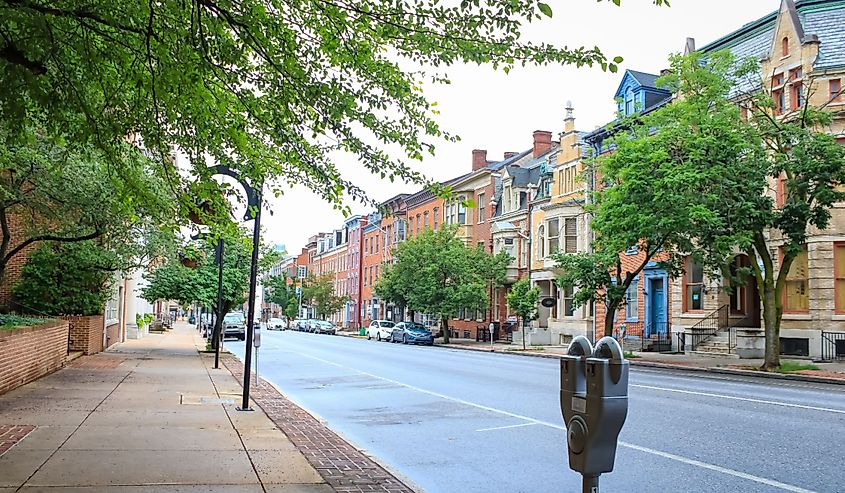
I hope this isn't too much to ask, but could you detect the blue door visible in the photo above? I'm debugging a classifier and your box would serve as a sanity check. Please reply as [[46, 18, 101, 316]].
[[647, 278, 667, 336]]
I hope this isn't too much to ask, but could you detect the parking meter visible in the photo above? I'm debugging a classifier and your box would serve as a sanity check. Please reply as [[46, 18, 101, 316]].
[[560, 336, 629, 493]]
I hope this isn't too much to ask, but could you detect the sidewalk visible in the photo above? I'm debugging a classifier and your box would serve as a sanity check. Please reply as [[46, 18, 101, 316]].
[[437, 338, 845, 384], [0, 322, 399, 492]]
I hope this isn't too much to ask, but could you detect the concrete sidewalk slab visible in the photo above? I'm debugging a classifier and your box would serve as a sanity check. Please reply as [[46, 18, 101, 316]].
[[0, 322, 334, 492]]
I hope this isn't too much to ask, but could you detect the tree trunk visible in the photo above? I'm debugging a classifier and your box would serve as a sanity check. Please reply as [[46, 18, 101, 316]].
[[212, 300, 232, 350], [603, 300, 619, 338], [441, 315, 450, 344], [761, 284, 782, 371]]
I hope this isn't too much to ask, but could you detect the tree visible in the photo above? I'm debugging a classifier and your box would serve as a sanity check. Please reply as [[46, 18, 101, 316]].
[[12, 240, 116, 316], [284, 298, 300, 324], [375, 226, 508, 343], [0, 127, 179, 284], [0, 1, 662, 216], [301, 273, 349, 321], [556, 51, 760, 338], [692, 58, 845, 370], [506, 278, 540, 350], [142, 234, 278, 340], [264, 273, 295, 327]]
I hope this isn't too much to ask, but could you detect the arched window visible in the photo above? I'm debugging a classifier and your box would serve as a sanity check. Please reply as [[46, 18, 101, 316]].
[[537, 225, 545, 258], [782, 37, 789, 57]]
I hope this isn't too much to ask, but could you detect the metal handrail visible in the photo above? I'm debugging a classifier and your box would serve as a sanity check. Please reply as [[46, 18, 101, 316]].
[[689, 304, 729, 351]]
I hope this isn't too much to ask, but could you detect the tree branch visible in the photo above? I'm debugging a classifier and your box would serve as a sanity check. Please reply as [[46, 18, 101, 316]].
[[4, 228, 103, 265]]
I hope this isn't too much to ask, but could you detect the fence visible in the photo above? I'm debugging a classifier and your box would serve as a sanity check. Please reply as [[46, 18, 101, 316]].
[[821, 331, 845, 361]]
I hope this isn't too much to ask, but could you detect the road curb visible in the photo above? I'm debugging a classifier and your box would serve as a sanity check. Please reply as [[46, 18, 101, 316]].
[[430, 340, 845, 386], [221, 353, 419, 493]]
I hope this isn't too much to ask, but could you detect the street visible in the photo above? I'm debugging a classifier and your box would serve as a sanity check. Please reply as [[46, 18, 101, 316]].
[[227, 331, 845, 493]]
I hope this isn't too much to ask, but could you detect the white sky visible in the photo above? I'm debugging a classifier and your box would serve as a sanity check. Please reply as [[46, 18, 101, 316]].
[[265, 0, 779, 254]]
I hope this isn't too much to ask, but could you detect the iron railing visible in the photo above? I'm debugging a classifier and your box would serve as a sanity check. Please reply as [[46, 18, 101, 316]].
[[476, 322, 513, 343], [821, 331, 845, 361], [640, 322, 673, 353], [689, 304, 729, 351]]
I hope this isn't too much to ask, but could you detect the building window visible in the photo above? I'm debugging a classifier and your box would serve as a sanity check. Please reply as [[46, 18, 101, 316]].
[[830, 79, 842, 102], [416, 214, 421, 234], [562, 285, 575, 317], [547, 218, 560, 255], [563, 217, 577, 253], [772, 73, 785, 115], [782, 37, 789, 57], [561, 165, 578, 195], [433, 208, 439, 230], [423, 211, 429, 229], [537, 225, 545, 258], [477, 193, 486, 222], [503, 186, 512, 212], [789, 67, 804, 110], [625, 279, 638, 322], [835, 243, 845, 313], [684, 258, 704, 312], [375, 235, 379, 253], [783, 247, 809, 313]]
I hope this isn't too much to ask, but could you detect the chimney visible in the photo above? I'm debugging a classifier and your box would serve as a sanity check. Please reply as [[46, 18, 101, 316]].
[[684, 37, 696, 55], [563, 101, 575, 133], [472, 149, 488, 171], [532, 130, 552, 158], [504, 151, 519, 160]]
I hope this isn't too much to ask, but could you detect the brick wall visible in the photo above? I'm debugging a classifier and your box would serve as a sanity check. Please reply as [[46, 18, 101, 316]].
[[62, 315, 104, 355], [0, 320, 69, 395]]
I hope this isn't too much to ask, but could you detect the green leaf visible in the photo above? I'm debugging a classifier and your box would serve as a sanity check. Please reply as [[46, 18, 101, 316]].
[[538, 3, 553, 17]]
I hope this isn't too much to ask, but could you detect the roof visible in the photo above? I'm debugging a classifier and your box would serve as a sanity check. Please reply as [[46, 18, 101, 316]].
[[700, 0, 845, 70], [627, 70, 662, 89], [486, 149, 532, 171]]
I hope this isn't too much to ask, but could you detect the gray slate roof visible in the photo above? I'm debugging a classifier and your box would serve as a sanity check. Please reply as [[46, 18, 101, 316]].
[[701, 0, 845, 70]]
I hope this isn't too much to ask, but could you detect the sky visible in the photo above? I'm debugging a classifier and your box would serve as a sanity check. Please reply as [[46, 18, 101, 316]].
[[263, 0, 780, 255]]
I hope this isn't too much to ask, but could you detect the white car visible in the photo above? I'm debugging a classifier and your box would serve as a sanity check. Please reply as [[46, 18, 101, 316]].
[[367, 320, 395, 341], [268, 317, 286, 330]]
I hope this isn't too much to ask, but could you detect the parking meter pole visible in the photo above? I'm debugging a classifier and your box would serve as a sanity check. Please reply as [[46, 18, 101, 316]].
[[214, 238, 224, 370], [560, 336, 628, 493], [582, 474, 599, 493]]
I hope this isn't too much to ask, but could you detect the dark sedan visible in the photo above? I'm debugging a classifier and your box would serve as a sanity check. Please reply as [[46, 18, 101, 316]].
[[390, 322, 434, 345]]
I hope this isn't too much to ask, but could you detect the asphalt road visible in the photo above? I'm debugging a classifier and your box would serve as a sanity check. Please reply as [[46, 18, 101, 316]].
[[227, 330, 845, 493]]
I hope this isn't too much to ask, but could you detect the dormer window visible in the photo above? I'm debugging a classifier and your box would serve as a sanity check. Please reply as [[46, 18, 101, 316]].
[[782, 37, 789, 57], [625, 88, 634, 115]]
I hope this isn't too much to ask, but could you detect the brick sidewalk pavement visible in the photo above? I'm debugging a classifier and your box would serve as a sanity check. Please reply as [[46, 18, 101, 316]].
[[222, 355, 416, 493]]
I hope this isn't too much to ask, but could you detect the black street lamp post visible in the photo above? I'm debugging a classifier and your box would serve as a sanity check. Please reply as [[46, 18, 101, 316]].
[[196, 165, 262, 411]]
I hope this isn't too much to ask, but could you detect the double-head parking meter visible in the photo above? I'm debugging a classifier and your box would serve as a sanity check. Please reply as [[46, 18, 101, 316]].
[[560, 336, 629, 493]]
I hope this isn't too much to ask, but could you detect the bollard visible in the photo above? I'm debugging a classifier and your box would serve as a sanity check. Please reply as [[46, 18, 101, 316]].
[[560, 336, 629, 493]]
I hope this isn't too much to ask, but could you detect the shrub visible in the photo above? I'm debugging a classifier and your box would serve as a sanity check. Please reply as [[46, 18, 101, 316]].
[[12, 241, 114, 316]]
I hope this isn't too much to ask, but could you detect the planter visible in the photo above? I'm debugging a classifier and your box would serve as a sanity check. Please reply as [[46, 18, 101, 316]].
[[180, 257, 198, 269], [127, 324, 144, 339], [736, 328, 765, 359]]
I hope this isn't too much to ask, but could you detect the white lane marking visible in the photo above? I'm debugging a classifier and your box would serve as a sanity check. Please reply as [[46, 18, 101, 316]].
[[475, 422, 539, 432], [632, 384, 845, 415], [291, 351, 817, 493], [620, 442, 816, 493]]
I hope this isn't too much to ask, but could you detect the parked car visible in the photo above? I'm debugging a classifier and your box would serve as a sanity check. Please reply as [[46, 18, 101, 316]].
[[367, 320, 395, 341], [223, 312, 246, 340], [293, 318, 309, 331], [268, 317, 286, 330], [313, 320, 337, 335], [307, 319, 323, 333], [391, 322, 434, 345]]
